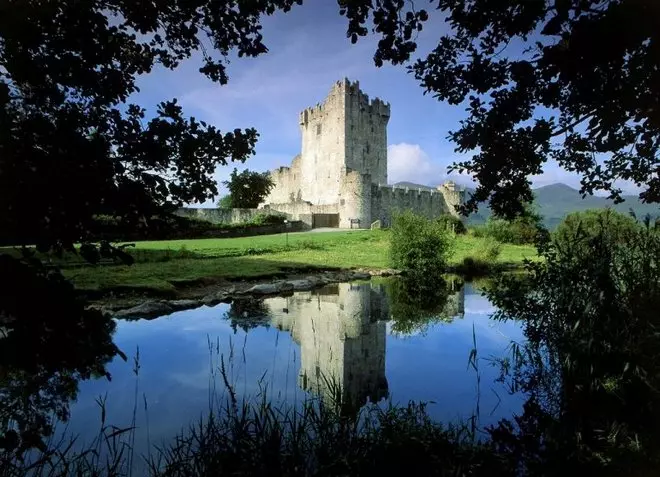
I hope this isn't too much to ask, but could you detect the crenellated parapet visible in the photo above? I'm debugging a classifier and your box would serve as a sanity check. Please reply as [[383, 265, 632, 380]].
[[299, 78, 390, 127]]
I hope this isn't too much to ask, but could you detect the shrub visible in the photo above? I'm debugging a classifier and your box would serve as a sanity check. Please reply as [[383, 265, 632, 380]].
[[389, 210, 453, 277], [483, 218, 539, 245], [436, 214, 467, 234], [553, 208, 644, 247], [249, 213, 285, 226], [489, 213, 660, 465], [477, 237, 502, 263]]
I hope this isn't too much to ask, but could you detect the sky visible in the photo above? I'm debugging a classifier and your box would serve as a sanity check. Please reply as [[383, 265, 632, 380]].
[[129, 2, 630, 206]]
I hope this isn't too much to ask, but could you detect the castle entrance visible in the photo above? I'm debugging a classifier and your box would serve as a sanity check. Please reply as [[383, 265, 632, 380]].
[[312, 213, 339, 228]]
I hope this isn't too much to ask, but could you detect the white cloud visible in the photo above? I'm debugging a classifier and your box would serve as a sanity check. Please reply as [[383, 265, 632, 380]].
[[387, 143, 444, 185], [387, 143, 475, 188]]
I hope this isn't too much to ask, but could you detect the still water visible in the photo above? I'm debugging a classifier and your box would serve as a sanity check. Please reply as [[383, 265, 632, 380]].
[[58, 279, 525, 454]]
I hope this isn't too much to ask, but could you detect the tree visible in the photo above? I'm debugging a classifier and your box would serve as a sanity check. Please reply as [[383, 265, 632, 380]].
[[217, 194, 233, 209], [338, 0, 660, 218], [0, 0, 300, 456], [223, 168, 275, 208], [0, 0, 301, 253]]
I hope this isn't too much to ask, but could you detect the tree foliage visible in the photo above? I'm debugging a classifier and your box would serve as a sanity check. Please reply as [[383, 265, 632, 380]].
[[488, 213, 660, 471], [474, 202, 545, 244], [339, 0, 660, 217], [223, 168, 275, 208], [217, 194, 233, 209], [0, 0, 301, 251]]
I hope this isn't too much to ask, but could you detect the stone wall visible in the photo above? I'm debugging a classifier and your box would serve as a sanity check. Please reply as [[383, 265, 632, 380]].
[[264, 155, 303, 204], [370, 184, 452, 227], [338, 168, 371, 228], [175, 207, 282, 224]]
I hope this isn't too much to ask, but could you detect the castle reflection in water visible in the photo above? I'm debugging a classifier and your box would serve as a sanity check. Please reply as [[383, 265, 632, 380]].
[[261, 280, 465, 409]]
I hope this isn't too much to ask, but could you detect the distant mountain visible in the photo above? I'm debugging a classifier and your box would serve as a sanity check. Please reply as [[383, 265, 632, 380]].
[[392, 181, 659, 229], [533, 183, 659, 229]]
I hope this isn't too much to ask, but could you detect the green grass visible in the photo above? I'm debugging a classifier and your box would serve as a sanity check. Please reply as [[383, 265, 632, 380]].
[[53, 230, 538, 294]]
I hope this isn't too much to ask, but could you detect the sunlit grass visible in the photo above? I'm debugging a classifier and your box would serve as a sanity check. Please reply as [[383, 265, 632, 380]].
[[61, 230, 539, 294]]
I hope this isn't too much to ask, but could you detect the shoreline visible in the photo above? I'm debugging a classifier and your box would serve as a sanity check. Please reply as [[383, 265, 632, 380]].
[[85, 262, 527, 320], [86, 267, 403, 319]]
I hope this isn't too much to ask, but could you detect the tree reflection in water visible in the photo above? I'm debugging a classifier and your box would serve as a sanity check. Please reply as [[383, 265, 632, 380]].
[[0, 255, 121, 458], [486, 216, 660, 474]]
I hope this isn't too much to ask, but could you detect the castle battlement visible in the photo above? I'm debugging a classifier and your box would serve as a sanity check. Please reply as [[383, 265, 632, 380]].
[[299, 78, 390, 127]]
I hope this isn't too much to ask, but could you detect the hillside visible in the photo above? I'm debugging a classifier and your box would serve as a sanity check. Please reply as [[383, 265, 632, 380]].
[[392, 181, 659, 228]]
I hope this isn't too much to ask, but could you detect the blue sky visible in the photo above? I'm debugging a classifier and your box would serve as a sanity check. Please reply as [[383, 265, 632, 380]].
[[130, 2, 613, 206]]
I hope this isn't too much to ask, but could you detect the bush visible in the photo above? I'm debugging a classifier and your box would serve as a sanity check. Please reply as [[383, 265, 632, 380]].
[[390, 210, 453, 277], [489, 212, 660, 466], [436, 214, 467, 234], [477, 237, 502, 263], [483, 217, 540, 244], [248, 213, 285, 226], [553, 208, 644, 247]]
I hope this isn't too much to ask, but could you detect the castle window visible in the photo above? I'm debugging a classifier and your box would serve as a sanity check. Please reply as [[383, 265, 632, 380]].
[[366, 144, 370, 154], [316, 124, 322, 135]]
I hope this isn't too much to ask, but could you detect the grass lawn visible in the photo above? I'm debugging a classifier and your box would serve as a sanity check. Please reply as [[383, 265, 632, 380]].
[[57, 230, 539, 294]]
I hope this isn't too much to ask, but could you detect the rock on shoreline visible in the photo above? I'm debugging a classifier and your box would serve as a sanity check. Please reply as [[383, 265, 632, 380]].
[[104, 269, 400, 319]]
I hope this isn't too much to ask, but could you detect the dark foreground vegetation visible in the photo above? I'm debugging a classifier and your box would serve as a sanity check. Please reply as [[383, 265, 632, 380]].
[[1, 209, 659, 477]]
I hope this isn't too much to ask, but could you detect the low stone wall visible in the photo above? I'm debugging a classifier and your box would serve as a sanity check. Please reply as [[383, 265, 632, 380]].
[[175, 207, 283, 224], [191, 221, 306, 238]]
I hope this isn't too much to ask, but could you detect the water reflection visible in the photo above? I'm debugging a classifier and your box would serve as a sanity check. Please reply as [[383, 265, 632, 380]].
[[225, 278, 467, 411], [2, 276, 523, 462], [0, 256, 120, 457]]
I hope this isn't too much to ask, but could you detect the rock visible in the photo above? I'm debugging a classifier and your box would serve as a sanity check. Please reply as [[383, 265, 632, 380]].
[[369, 268, 400, 277], [114, 301, 173, 319], [169, 299, 202, 311], [286, 279, 315, 291], [246, 281, 294, 295], [305, 276, 329, 287], [349, 271, 371, 280], [202, 292, 229, 307]]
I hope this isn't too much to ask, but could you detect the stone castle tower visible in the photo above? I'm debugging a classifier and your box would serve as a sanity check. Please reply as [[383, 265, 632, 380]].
[[261, 79, 464, 228]]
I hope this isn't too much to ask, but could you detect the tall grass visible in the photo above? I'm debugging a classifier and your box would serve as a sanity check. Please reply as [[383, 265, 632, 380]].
[[1, 338, 499, 477]]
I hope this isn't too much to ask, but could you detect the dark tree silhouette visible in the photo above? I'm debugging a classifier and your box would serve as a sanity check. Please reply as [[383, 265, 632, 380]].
[[223, 168, 275, 208], [339, 0, 659, 217], [0, 0, 300, 458], [0, 0, 301, 251]]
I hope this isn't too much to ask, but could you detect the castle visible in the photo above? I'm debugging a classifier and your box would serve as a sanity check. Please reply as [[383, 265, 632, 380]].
[[260, 79, 465, 228]]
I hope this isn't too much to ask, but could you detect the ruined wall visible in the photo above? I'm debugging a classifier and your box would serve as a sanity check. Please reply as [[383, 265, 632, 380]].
[[261, 201, 339, 228], [343, 80, 389, 185], [264, 155, 303, 204], [438, 181, 466, 218], [175, 207, 269, 224], [370, 184, 451, 227]]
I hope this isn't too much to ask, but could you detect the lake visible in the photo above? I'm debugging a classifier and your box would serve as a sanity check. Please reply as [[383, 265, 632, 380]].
[[41, 277, 526, 458]]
